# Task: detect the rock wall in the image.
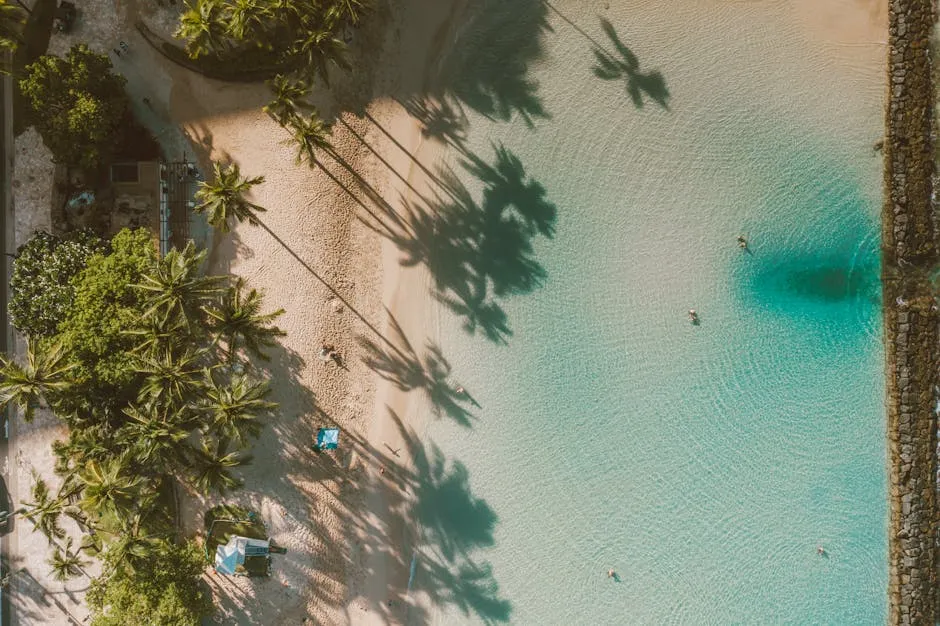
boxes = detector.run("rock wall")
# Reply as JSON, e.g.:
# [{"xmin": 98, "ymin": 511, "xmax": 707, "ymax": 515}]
[{"xmin": 883, "ymin": 1, "xmax": 939, "ymax": 624}]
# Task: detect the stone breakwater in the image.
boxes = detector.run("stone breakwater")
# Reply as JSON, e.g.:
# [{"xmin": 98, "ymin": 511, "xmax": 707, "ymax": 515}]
[{"xmin": 883, "ymin": 0, "xmax": 939, "ymax": 624}]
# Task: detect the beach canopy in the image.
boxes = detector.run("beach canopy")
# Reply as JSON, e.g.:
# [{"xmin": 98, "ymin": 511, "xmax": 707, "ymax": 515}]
[
  {"xmin": 214, "ymin": 536, "xmax": 271, "ymax": 575},
  {"xmin": 316, "ymin": 428, "xmax": 340, "ymax": 450}
]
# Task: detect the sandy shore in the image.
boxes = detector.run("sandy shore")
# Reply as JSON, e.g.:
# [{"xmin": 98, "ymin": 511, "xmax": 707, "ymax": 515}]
[
  {"xmin": 154, "ymin": 0, "xmax": 468, "ymax": 623},
  {"xmin": 6, "ymin": 0, "xmax": 470, "ymax": 622}
]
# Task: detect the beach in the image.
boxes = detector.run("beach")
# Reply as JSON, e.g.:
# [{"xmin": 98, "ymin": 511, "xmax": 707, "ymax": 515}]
[
  {"xmin": 8, "ymin": 0, "xmax": 463, "ymax": 621},
  {"xmin": 5, "ymin": 0, "xmax": 892, "ymax": 623}
]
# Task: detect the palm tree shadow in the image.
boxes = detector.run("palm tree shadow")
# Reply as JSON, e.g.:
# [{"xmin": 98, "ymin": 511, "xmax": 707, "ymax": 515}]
[
  {"xmin": 592, "ymin": 18, "xmax": 670, "ymax": 109},
  {"xmin": 434, "ymin": 0, "xmax": 552, "ymax": 127},
  {"xmin": 387, "ymin": 409, "xmax": 510, "ymax": 623},
  {"xmin": 357, "ymin": 311, "xmax": 476, "ymax": 428},
  {"xmin": 391, "ymin": 144, "xmax": 558, "ymax": 345},
  {"xmin": 400, "ymin": 96, "xmax": 470, "ymax": 150}
]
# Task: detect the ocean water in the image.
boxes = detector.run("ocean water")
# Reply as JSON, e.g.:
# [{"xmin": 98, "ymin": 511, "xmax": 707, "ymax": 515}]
[{"xmin": 411, "ymin": 1, "xmax": 887, "ymax": 623}]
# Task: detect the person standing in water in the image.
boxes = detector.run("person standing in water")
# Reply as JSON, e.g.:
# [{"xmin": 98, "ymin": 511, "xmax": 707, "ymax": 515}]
[{"xmin": 737, "ymin": 235, "xmax": 748, "ymax": 249}]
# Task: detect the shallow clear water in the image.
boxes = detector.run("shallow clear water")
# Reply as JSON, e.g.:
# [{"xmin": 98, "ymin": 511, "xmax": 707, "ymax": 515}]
[{"xmin": 413, "ymin": 1, "xmax": 887, "ymax": 623}]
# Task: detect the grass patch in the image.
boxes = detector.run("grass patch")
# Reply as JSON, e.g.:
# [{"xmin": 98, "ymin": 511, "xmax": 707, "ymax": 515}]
[
  {"xmin": 204, "ymin": 504, "xmax": 268, "ymax": 576},
  {"xmin": 13, "ymin": 0, "xmax": 57, "ymax": 135}
]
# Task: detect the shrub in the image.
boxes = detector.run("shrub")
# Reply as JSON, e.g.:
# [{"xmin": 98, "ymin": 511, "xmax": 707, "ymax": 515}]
[{"xmin": 9, "ymin": 230, "xmax": 108, "ymax": 337}]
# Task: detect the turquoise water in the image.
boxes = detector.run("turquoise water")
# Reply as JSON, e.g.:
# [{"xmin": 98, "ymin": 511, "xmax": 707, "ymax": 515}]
[{"xmin": 409, "ymin": 2, "xmax": 886, "ymax": 623}]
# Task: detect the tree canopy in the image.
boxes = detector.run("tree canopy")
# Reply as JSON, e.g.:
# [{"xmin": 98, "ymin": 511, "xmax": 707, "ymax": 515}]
[
  {"xmin": 20, "ymin": 43, "xmax": 129, "ymax": 170},
  {"xmin": 87, "ymin": 540, "xmax": 212, "ymax": 626},
  {"xmin": 175, "ymin": 0, "xmax": 363, "ymax": 87},
  {"xmin": 56, "ymin": 228, "xmax": 157, "ymax": 403},
  {"xmin": 8, "ymin": 228, "xmax": 284, "ymax": 580},
  {"xmin": 0, "ymin": 0, "xmax": 25, "ymax": 56}
]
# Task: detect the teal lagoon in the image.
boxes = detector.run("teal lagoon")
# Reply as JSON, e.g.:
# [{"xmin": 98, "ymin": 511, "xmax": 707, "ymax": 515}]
[{"xmin": 406, "ymin": 2, "xmax": 887, "ymax": 623}]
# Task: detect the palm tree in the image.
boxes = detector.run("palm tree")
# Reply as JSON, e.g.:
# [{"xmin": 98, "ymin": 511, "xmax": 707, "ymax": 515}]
[
  {"xmin": 107, "ymin": 512, "xmax": 164, "ymax": 574},
  {"xmin": 290, "ymin": 21, "xmax": 349, "ymax": 87},
  {"xmin": 134, "ymin": 242, "xmax": 223, "ymax": 326},
  {"xmin": 193, "ymin": 162, "xmax": 266, "ymax": 233},
  {"xmin": 48, "ymin": 537, "xmax": 88, "ymax": 581},
  {"xmin": 121, "ymin": 404, "xmax": 193, "ymax": 473},
  {"xmin": 326, "ymin": 0, "xmax": 366, "ymax": 26},
  {"xmin": 284, "ymin": 110, "xmax": 334, "ymax": 167},
  {"xmin": 134, "ymin": 346, "xmax": 207, "ymax": 407},
  {"xmin": 52, "ymin": 425, "xmax": 112, "ymax": 477},
  {"xmin": 225, "ymin": 0, "xmax": 271, "ymax": 42},
  {"xmin": 200, "ymin": 372, "xmax": 275, "ymax": 446},
  {"xmin": 0, "ymin": 339, "xmax": 76, "ymax": 422},
  {"xmin": 0, "ymin": 0, "xmax": 25, "ymax": 54},
  {"xmin": 202, "ymin": 277, "xmax": 285, "ymax": 362},
  {"xmin": 22, "ymin": 477, "xmax": 66, "ymax": 543},
  {"xmin": 189, "ymin": 437, "xmax": 252, "ymax": 494},
  {"xmin": 264, "ymin": 74, "xmax": 311, "ymax": 126},
  {"xmin": 122, "ymin": 314, "xmax": 190, "ymax": 357},
  {"xmin": 176, "ymin": 0, "xmax": 227, "ymax": 59},
  {"xmin": 78, "ymin": 458, "xmax": 145, "ymax": 522}
]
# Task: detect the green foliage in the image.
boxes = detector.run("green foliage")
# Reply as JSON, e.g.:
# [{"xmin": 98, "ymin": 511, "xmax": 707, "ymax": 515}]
[
  {"xmin": 0, "ymin": 338, "xmax": 76, "ymax": 421},
  {"xmin": 0, "ymin": 0, "xmax": 26, "ymax": 56},
  {"xmin": 193, "ymin": 162, "xmax": 266, "ymax": 233},
  {"xmin": 11, "ymin": 0, "xmax": 57, "ymax": 135},
  {"xmin": 203, "ymin": 276, "xmax": 286, "ymax": 361},
  {"xmin": 10, "ymin": 230, "xmax": 108, "ymax": 337},
  {"xmin": 9, "ymin": 226, "xmax": 283, "ymax": 578},
  {"xmin": 56, "ymin": 228, "xmax": 156, "ymax": 401},
  {"xmin": 87, "ymin": 540, "xmax": 211, "ymax": 626},
  {"xmin": 20, "ymin": 43, "xmax": 129, "ymax": 169},
  {"xmin": 133, "ymin": 241, "xmax": 223, "ymax": 326},
  {"xmin": 175, "ymin": 0, "xmax": 363, "ymax": 86},
  {"xmin": 284, "ymin": 110, "xmax": 333, "ymax": 166}
]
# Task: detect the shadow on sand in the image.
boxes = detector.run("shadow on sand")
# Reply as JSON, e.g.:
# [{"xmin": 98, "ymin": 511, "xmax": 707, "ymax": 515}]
[{"xmin": 358, "ymin": 312, "xmax": 478, "ymax": 428}]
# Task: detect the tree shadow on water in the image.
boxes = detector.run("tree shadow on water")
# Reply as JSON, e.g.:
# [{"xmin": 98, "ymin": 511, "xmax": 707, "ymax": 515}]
[
  {"xmin": 591, "ymin": 18, "xmax": 670, "ymax": 109},
  {"xmin": 358, "ymin": 312, "xmax": 477, "ymax": 427},
  {"xmin": 387, "ymin": 410, "xmax": 511, "ymax": 624},
  {"xmin": 435, "ymin": 0, "xmax": 553, "ymax": 127},
  {"xmin": 392, "ymin": 144, "xmax": 558, "ymax": 344}
]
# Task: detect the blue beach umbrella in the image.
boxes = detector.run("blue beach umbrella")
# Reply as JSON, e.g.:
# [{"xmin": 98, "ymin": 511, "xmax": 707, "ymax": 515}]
[{"xmin": 316, "ymin": 428, "xmax": 340, "ymax": 450}]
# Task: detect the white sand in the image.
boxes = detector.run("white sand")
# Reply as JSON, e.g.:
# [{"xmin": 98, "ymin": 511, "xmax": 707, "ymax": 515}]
[{"xmin": 156, "ymin": 0, "xmax": 464, "ymax": 622}]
